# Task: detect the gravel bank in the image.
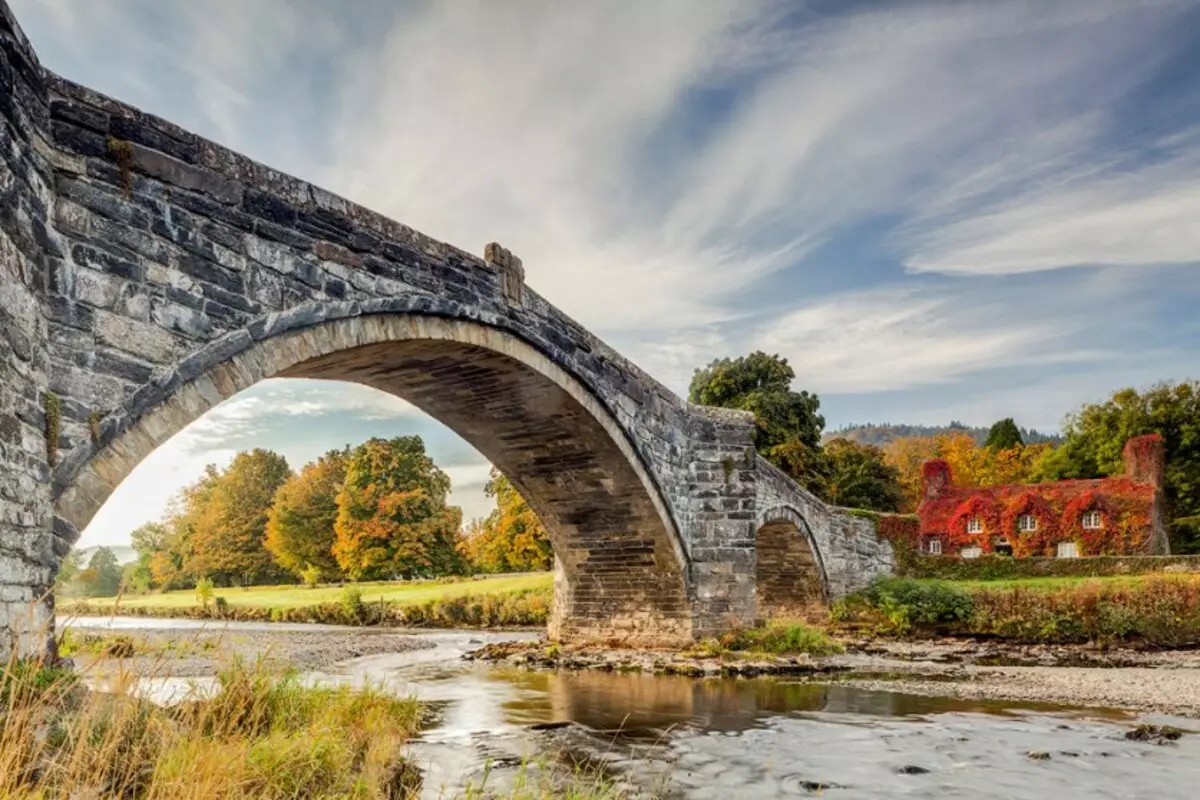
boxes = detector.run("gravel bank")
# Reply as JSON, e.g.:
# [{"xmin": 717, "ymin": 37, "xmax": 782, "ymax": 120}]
[
  {"xmin": 471, "ymin": 637, "xmax": 1200, "ymax": 718},
  {"xmin": 70, "ymin": 626, "xmax": 434, "ymax": 679},
  {"xmin": 833, "ymin": 640, "xmax": 1200, "ymax": 718}
]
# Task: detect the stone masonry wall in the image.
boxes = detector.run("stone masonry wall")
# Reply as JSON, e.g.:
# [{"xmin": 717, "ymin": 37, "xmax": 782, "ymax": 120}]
[
  {"xmin": 0, "ymin": 3, "xmax": 55, "ymax": 658},
  {"xmin": 756, "ymin": 457, "xmax": 895, "ymax": 599}
]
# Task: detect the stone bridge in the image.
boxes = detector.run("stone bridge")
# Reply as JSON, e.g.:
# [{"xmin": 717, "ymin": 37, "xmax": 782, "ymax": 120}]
[{"xmin": 0, "ymin": 2, "xmax": 892, "ymax": 657}]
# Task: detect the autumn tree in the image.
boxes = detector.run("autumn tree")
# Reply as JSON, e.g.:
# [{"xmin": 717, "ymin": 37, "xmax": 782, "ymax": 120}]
[
  {"xmin": 883, "ymin": 436, "xmax": 941, "ymax": 510},
  {"xmin": 334, "ymin": 436, "xmax": 465, "ymax": 580},
  {"xmin": 459, "ymin": 469, "xmax": 553, "ymax": 573},
  {"xmin": 689, "ymin": 351, "xmax": 826, "ymax": 489},
  {"xmin": 1033, "ymin": 381, "xmax": 1200, "ymax": 551},
  {"xmin": 985, "ymin": 418, "xmax": 1024, "ymax": 450},
  {"xmin": 266, "ymin": 449, "xmax": 348, "ymax": 581},
  {"xmin": 821, "ymin": 438, "xmax": 905, "ymax": 512},
  {"xmin": 885, "ymin": 432, "xmax": 1050, "ymax": 511},
  {"xmin": 186, "ymin": 449, "xmax": 292, "ymax": 586}
]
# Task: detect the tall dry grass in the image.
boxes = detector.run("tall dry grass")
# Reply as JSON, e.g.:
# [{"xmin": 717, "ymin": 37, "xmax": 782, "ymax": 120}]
[
  {"xmin": 835, "ymin": 574, "xmax": 1200, "ymax": 645},
  {"xmin": 0, "ymin": 652, "xmax": 423, "ymax": 799}
]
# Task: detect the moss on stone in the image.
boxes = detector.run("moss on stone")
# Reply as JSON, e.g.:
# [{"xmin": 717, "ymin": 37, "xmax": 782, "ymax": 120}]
[
  {"xmin": 44, "ymin": 391, "xmax": 60, "ymax": 465},
  {"xmin": 106, "ymin": 136, "xmax": 134, "ymax": 197},
  {"xmin": 88, "ymin": 411, "xmax": 101, "ymax": 445}
]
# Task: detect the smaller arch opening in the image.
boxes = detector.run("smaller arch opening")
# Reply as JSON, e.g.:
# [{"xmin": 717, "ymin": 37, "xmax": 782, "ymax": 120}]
[{"xmin": 754, "ymin": 509, "xmax": 827, "ymax": 619}]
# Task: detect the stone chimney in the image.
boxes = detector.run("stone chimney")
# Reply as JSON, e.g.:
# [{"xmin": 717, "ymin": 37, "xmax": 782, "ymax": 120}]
[
  {"xmin": 1123, "ymin": 434, "xmax": 1166, "ymax": 487},
  {"xmin": 921, "ymin": 459, "xmax": 953, "ymax": 500}
]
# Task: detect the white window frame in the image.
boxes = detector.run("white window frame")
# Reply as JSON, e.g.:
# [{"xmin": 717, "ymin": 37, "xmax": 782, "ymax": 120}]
[
  {"xmin": 966, "ymin": 517, "xmax": 983, "ymax": 534},
  {"xmin": 961, "ymin": 546, "xmax": 982, "ymax": 560},
  {"xmin": 927, "ymin": 538, "xmax": 942, "ymax": 555},
  {"xmin": 1081, "ymin": 510, "xmax": 1103, "ymax": 530},
  {"xmin": 1057, "ymin": 541, "xmax": 1079, "ymax": 559},
  {"xmin": 1017, "ymin": 514, "xmax": 1038, "ymax": 532}
]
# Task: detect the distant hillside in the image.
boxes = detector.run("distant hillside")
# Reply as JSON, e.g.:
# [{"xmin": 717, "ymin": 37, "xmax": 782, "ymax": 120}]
[
  {"xmin": 825, "ymin": 422, "xmax": 1062, "ymax": 447},
  {"xmin": 74, "ymin": 544, "xmax": 138, "ymax": 565}
]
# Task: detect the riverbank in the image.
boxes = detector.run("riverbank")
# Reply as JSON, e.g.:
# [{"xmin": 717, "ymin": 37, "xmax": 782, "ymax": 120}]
[
  {"xmin": 62, "ymin": 624, "xmax": 436, "ymax": 678},
  {"xmin": 470, "ymin": 636, "xmax": 1200, "ymax": 719},
  {"xmin": 62, "ymin": 573, "xmax": 554, "ymax": 628}
]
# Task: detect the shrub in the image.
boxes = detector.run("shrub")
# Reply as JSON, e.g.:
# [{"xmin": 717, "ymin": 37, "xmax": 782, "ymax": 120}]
[
  {"xmin": 721, "ymin": 621, "xmax": 844, "ymax": 656},
  {"xmin": 865, "ymin": 578, "xmax": 973, "ymax": 628},
  {"xmin": 836, "ymin": 574, "xmax": 1200, "ymax": 647},
  {"xmin": 195, "ymin": 576, "xmax": 215, "ymax": 608},
  {"xmin": 339, "ymin": 585, "xmax": 365, "ymax": 622},
  {"xmin": 300, "ymin": 563, "xmax": 322, "ymax": 588}
]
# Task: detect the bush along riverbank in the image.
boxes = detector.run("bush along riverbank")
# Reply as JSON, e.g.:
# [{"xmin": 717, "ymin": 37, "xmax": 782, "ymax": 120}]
[
  {"xmin": 61, "ymin": 586, "xmax": 551, "ymax": 629},
  {"xmin": 832, "ymin": 576, "xmax": 1200, "ymax": 647}
]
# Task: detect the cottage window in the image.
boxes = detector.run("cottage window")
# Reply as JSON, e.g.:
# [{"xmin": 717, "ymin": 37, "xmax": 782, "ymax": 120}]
[
  {"xmin": 1017, "ymin": 514, "xmax": 1038, "ymax": 532},
  {"xmin": 927, "ymin": 539, "xmax": 942, "ymax": 555},
  {"xmin": 1082, "ymin": 510, "xmax": 1103, "ymax": 530},
  {"xmin": 1057, "ymin": 541, "xmax": 1079, "ymax": 559},
  {"xmin": 966, "ymin": 517, "xmax": 983, "ymax": 534},
  {"xmin": 961, "ymin": 546, "xmax": 982, "ymax": 560}
]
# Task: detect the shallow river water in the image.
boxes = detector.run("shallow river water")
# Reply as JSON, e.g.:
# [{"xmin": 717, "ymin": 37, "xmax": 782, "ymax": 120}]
[{"xmin": 66, "ymin": 617, "xmax": 1200, "ymax": 798}]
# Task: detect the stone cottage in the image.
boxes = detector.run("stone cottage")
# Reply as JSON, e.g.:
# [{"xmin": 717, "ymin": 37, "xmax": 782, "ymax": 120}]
[{"xmin": 916, "ymin": 434, "xmax": 1168, "ymax": 558}]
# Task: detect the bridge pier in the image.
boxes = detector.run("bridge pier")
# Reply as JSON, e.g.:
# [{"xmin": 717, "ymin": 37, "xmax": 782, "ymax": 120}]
[{"xmin": 0, "ymin": 0, "xmax": 892, "ymax": 659}]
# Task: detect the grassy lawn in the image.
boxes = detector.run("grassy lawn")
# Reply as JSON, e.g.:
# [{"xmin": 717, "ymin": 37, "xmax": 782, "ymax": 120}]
[
  {"xmin": 81, "ymin": 572, "xmax": 553, "ymax": 611},
  {"xmin": 941, "ymin": 574, "xmax": 1200, "ymax": 591},
  {"xmin": 948, "ymin": 574, "xmax": 1153, "ymax": 591}
]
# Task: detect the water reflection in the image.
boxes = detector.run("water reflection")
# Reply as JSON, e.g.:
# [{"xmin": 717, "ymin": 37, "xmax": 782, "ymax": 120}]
[{"xmin": 490, "ymin": 668, "xmax": 1132, "ymax": 739}]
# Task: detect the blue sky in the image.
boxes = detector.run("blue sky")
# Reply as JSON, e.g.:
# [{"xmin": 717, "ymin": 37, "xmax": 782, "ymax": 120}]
[{"xmin": 11, "ymin": 0, "xmax": 1199, "ymax": 548}]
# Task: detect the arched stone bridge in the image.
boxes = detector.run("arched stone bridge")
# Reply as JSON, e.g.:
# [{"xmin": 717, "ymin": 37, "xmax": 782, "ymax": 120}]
[{"xmin": 0, "ymin": 2, "xmax": 893, "ymax": 657}]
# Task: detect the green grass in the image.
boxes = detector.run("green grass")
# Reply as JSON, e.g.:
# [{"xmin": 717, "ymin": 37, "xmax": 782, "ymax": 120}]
[
  {"xmin": 945, "ymin": 574, "xmax": 1160, "ymax": 591},
  {"xmin": 81, "ymin": 573, "xmax": 552, "ymax": 612}
]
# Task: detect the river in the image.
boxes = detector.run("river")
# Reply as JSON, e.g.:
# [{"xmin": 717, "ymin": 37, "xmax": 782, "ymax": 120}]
[{"xmin": 64, "ymin": 617, "xmax": 1200, "ymax": 798}]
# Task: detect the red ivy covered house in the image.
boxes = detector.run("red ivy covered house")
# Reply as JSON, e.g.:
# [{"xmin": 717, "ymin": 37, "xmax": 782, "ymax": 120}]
[{"xmin": 916, "ymin": 435, "xmax": 1169, "ymax": 558}]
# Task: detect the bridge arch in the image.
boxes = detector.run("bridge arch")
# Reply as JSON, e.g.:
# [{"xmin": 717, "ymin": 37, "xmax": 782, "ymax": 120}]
[
  {"xmin": 754, "ymin": 505, "xmax": 829, "ymax": 618},
  {"xmin": 52, "ymin": 304, "xmax": 693, "ymax": 646}
]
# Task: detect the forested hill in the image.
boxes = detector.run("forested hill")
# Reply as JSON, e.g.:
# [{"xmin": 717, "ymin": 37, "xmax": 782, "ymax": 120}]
[{"xmin": 826, "ymin": 422, "xmax": 1063, "ymax": 447}]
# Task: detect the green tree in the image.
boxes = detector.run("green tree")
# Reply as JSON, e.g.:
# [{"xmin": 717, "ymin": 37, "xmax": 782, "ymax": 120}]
[
  {"xmin": 1034, "ymin": 381, "xmax": 1200, "ymax": 551},
  {"xmin": 81, "ymin": 547, "xmax": 123, "ymax": 597},
  {"xmin": 459, "ymin": 469, "xmax": 553, "ymax": 573},
  {"xmin": 984, "ymin": 418, "xmax": 1024, "ymax": 451},
  {"xmin": 334, "ymin": 437, "xmax": 465, "ymax": 580},
  {"xmin": 821, "ymin": 438, "xmax": 905, "ymax": 512},
  {"xmin": 187, "ymin": 449, "xmax": 292, "ymax": 586},
  {"xmin": 689, "ymin": 351, "xmax": 825, "ymax": 453},
  {"xmin": 127, "ymin": 521, "xmax": 169, "ymax": 590},
  {"xmin": 266, "ymin": 449, "xmax": 348, "ymax": 581},
  {"xmin": 55, "ymin": 550, "xmax": 83, "ymax": 596}
]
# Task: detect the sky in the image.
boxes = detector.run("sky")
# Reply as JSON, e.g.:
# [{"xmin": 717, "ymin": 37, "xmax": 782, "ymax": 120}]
[{"xmin": 9, "ymin": 0, "xmax": 1200, "ymax": 548}]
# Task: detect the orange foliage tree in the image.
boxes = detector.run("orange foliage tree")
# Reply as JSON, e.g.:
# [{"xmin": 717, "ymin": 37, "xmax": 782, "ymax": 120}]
[
  {"xmin": 183, "ymin": 450, "xmax": 293, "ymax": 586},
  {"xmin": 266, "ymin": 449, "xmax": 348, "ymax": 581},
  {"xmin": 458, "ymin": 469, "xmax": 553, "ymax": 573},
  {"xmin": 333, "ymin": 436, "xmax": 465, "ymax": 580},
  {"xmin": 886, "ymin": 432, "xmax": 1052, "ymax": 510}
]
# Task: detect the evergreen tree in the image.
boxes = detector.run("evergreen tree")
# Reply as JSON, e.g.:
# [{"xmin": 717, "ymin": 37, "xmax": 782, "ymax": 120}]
[{"xmin": 984, "ymin": 418, "xmax": 1024, "ymax": 450}]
